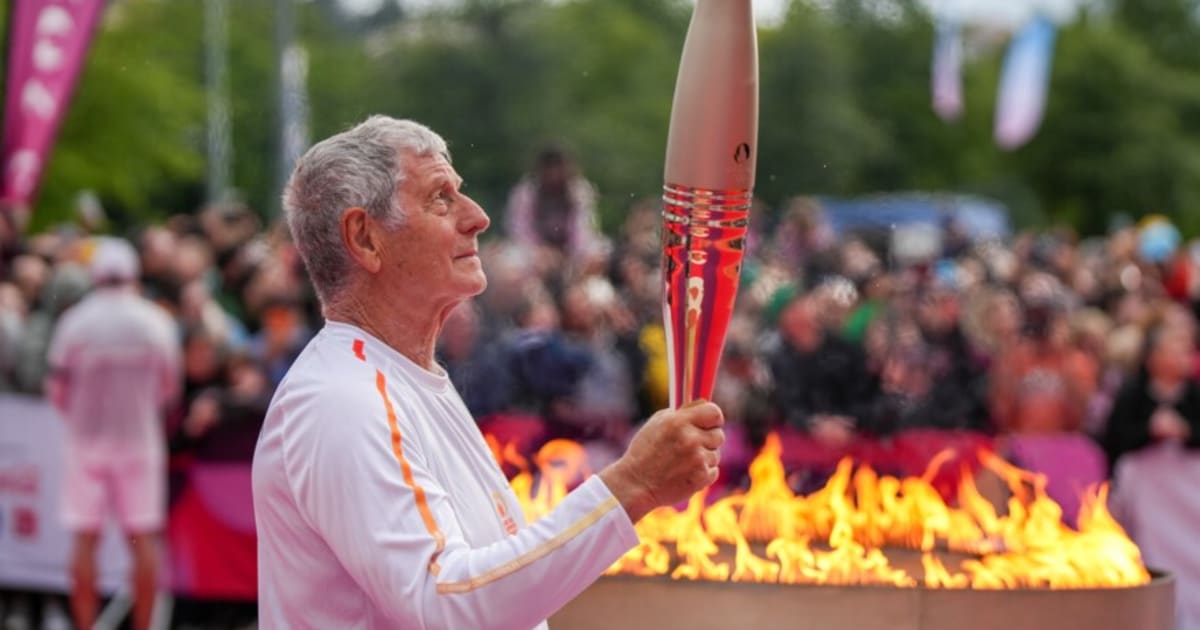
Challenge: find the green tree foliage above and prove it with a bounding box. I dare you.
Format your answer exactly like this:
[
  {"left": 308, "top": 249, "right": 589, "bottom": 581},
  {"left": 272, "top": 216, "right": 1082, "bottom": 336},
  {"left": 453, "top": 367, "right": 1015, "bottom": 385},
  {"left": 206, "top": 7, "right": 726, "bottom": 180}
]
[
  {"left": 1015, "top": 17, "right": 1200, "bottom": 235},
  {"left": 756, "top": 2, "right": 884, "bottom": 203},
  {"left": 360, "top": 0, "right": 689, "bottom": 231},
  {"left": 523, "top": 0, "right": 689, "bottom": 232},
  {"left": 1114, "top": 0, "right": 1200, "bottom": 69},
  {"left": 8, "top": 0, "right": 1200, "bottom": 236}
]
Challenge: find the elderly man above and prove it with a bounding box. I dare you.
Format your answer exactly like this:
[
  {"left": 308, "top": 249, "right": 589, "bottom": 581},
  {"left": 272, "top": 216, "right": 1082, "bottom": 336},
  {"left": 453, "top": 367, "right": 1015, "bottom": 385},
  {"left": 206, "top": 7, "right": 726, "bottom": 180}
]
[
  {"left": 252, "top": 115, "right": 724, "bottom": 629},
  {"left": 46, "top": 237, "right": 181, "bottom": 630}
]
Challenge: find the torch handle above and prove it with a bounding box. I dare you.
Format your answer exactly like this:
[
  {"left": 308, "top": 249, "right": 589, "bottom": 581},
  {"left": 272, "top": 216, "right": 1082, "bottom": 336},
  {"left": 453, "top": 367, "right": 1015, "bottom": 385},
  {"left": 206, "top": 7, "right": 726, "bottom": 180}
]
[{"left": 661, "top": 183, "right": 751, "bottom": 409}]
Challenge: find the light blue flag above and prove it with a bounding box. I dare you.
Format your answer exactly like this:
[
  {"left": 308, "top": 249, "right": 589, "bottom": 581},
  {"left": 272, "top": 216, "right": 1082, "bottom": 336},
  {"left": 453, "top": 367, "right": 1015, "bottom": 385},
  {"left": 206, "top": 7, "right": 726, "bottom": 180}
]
[{"left": 994, "top": 14, "right": 1058, "bottom": 149}]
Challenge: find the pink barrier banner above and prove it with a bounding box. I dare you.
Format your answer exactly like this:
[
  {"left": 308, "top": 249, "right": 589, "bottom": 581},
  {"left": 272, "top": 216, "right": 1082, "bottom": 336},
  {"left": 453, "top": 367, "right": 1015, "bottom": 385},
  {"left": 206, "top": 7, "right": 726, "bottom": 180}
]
[
  {"left": 0, "top": 395, "right": 259, "bottom": 599},
  {"left": 0, "top": 395, "right": 129, "bottom": 592},
  {"left": 2, "top": 0, "right": 106, "bottom": 208},
  {"left": 168, "top": 463, "right": 258, "bottom": 600}
]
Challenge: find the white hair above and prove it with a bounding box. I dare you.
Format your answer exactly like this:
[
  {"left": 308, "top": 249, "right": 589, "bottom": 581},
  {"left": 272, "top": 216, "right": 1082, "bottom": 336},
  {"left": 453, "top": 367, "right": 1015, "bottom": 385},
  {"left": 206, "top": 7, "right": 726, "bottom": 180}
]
[{"left": 282, "top": 115, "right": 450, "bottom": 305}]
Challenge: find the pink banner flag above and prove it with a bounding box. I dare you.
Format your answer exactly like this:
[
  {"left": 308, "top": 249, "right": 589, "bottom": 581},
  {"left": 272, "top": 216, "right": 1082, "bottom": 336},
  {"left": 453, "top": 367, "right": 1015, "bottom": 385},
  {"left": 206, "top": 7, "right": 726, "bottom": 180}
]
[
  {"left": 2, "top": 0, "right": 107, "bottom": 209},
  {"left": 931, "top": 20, "right": 963, "bottom": 122}
]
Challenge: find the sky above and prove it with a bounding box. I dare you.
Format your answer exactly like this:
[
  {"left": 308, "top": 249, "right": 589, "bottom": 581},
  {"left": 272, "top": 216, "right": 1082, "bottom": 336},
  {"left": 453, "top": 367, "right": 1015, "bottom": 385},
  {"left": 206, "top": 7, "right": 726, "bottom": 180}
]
[{"left": 337, "top": 0, "right": 1090, "bottom": 30}]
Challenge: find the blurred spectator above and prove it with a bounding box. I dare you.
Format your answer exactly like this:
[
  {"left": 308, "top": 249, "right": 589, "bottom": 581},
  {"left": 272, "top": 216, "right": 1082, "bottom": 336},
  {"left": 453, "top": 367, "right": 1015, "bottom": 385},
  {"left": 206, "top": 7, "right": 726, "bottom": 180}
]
[
  {"left": 768, "top": 295, "right": 872, "bottom": 447},
  {"left": 178, "top": 352, "right": 271, "bottom": 462},
  {"left": 961, "top": 287, "right": 1022, "bottom": 369},
  {"left": 842, "top": 247, "right": 887, "bottom": 345},
  {"left": 770, "top": 196, "right": 835, "bottom": 277},
  {"left": 1071, "top": 308, "right": 1119, "bottom": 435},
  {"left": 476, "top": 240, "right": 539, "bottom": 337},
  {"left": 503, "top": 290, "right": 591, "bottom": 422},
  {"left": 136, "top": 225, "right": 179, "bottom": 305},
  {"left": 13, "top": 262, "right": 91, "bottom": 394},
  {"left": 915, "top": 285, "right": 988, "bottom": 423},
  {"left": 0, "top": 282, "right": 26, "bottom": 391},
  {"left": 990, "top": 279, "right": 1098, "bottom": 434},
  {"left": 173, "top": 235, "right": 216, "bottom": 287},
  {"left": 810, "top": 275, "right": 858, "bottom": 333},
  {"left": 505, "top": 144, "right": 601, "bottom": 265},
  {"left": 198, "top": 202, "right": 261, "bottom": 260},
  {"left": 614, "top": 197, "right": 660, "bottom": 264},
  {"left": 438, "top": 299, "right": 513, "bottom": 418},
  {"left": 0, "top": 203, "right": 25, "bottom": 275},
  {"left": 11, "top": 253, "right": 48, "bottom": 308},
  {"left": 247, "top": 297, "right": 311, "bottom": 386},
  {"left": 179, "top": 279, "right": 248, "bottom": 351},
  {"left": 214, "top": 235, "right": 270, "bottom": 323},
  {"left": 182, "top": 327, "right": 229, "bottom": 411},
  {"left": 1103, "top": 324, "right": 1200, "bottom": 471},
  {"left": 43, "top": 237, "right": 181, "bottom": 630},
  {"left": 550, "top": 282, "right": 640, "bottom": 465},
  {"left": 611, "top": 198, "right": 665, "bottom": 326},
  {"left": 636, "top": 320, "right": 671, "bottom": 416},
  {"left": 864, "top": 311, "right": 989, "bottom": 435},
  {"left": 712, "top": 315, "right": 773, "bottom": 450}
]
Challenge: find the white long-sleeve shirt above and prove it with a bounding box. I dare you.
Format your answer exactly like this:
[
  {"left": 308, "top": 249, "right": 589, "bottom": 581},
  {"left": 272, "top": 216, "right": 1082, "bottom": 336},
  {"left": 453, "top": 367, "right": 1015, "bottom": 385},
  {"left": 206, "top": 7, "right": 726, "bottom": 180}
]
[
  {"left": 253, "top": 321, "right": 638, "bottom": 630},
  {"left": 46, "top": 287, "right": 181, "bottom": 461}
]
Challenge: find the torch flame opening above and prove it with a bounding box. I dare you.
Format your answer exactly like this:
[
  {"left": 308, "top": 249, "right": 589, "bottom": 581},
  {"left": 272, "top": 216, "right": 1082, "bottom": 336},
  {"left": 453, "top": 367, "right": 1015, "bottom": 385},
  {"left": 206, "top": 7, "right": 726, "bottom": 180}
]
[{"left": 494, "top": 432, "right": 1150, "bottom": 589}]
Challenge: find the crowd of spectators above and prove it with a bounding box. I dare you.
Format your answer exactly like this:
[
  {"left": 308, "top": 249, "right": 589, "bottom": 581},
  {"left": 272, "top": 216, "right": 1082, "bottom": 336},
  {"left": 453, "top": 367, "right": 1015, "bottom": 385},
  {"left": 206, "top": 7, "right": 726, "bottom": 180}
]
[
  {"left": 3, "top": 155, "right": 1200, "bottom": 487},
  {"left": 2, "top": 156, "right": 1199, "bottom": 486},
  {"left": 2, "top": 147, "right": 1200, "bottom": 625},
  {"left": 2, "top": 202, "right": 308, "bottom": 471}
]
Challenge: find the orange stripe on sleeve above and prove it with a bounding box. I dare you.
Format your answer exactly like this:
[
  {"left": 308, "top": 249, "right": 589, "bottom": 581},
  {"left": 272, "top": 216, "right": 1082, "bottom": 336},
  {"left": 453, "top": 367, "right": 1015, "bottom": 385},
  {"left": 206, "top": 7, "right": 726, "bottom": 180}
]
[{"left": 374, "top": 370, "right": 446, "bottom": 563}]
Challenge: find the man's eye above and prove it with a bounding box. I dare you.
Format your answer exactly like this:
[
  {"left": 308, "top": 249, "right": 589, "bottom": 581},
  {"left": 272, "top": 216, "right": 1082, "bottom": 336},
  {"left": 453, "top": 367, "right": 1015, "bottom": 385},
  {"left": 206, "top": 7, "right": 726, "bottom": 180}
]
[{"left": 428, "top": 192, "right": 451, "bottom": 212}]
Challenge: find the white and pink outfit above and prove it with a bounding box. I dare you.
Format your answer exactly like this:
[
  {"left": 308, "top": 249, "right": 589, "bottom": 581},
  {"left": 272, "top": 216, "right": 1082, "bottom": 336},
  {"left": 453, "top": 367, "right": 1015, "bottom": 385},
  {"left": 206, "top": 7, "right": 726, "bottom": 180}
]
[{"left": 253, "top": 321, "right": 638, "bottom": 629}]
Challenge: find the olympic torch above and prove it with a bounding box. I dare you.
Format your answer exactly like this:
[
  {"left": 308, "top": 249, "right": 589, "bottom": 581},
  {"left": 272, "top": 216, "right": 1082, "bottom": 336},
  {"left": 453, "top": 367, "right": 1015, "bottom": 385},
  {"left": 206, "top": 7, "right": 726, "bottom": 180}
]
[{"left": 662, "top": 0, "right": 758, "bottom": 409}]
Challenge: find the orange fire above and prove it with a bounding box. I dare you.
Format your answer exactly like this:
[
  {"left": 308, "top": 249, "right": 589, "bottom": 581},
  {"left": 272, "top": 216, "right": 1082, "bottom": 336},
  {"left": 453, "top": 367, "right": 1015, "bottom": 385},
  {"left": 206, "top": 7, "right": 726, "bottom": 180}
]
[{"left": 487, "top": 433, "right": 1151, "bottom": 589}]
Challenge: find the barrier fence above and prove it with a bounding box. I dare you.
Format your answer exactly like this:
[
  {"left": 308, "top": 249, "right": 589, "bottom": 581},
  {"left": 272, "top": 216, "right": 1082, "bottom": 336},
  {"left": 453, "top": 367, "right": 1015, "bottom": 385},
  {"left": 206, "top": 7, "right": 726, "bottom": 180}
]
[{"left": 0, "top": 395, "right": 256, "bottom": 600}]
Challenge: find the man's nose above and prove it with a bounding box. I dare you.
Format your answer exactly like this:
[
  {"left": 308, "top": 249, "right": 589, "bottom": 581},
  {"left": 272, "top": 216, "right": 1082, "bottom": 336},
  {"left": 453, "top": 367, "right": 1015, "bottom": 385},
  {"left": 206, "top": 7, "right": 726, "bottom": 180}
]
[{"left": 459, "top": 195, "right": 490, "bottom": 235}]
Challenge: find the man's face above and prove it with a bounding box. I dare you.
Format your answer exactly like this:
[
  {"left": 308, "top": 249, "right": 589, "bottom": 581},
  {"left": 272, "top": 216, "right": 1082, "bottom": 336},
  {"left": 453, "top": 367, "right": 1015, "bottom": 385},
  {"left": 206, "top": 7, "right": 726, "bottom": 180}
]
[{"left": 381, "top": 152, "right": 490, "bottom": 309}]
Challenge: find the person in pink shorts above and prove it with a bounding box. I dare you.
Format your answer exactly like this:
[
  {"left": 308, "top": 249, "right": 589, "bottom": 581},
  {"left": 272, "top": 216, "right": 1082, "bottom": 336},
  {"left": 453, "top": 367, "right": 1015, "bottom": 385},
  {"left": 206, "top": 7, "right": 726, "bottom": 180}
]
[{"left": 46, "top": 237, "right": 181, "bottom": 630}]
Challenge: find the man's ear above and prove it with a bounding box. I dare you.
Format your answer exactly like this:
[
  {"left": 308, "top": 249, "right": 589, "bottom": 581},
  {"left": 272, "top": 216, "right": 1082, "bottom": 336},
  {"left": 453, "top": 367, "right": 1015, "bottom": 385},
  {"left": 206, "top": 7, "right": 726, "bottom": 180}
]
[{"left": 341, "top": 207, "right": 383, "bottom": 274}]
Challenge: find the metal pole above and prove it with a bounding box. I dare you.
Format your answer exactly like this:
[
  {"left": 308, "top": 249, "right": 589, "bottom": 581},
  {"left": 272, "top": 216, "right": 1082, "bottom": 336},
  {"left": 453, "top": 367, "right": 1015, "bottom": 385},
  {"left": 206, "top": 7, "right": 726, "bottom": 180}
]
[
  {"left": 275, "top": 0, "right": 308, "bottom": 218},
  {"left": 204, "top": 0, "right": 232, "bottom": 203}
]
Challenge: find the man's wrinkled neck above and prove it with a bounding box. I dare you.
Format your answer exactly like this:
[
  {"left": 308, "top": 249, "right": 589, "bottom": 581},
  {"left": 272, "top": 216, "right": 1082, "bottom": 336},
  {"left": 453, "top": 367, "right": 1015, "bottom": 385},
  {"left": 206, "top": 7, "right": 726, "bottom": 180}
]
[{"left": 324, "top": 289, "right": 446, "bottom": 373}]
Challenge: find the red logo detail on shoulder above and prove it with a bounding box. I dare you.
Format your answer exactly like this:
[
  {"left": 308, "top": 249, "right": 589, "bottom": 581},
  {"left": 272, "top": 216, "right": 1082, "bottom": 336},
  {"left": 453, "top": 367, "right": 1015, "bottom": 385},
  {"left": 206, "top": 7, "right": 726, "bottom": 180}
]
[
  {"left": 352, "top": 339, "right": 366, "bottom": 361},
  {"left": 493, "top": 491, "right": 519, "bottom": 536}
]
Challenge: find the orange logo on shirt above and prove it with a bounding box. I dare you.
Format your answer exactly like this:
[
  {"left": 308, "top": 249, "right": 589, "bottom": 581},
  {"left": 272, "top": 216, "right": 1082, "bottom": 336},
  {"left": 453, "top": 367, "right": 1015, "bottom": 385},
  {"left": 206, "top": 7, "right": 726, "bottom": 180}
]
[{"left": 492, "top": 491, "right": 518, "bottom": 536}]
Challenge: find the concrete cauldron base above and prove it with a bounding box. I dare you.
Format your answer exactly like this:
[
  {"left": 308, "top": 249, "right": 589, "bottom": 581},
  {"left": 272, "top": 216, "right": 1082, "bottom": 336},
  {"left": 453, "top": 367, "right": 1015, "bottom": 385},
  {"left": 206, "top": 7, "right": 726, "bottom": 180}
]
[{"left": 550, "top": 572, "right": 1175, "bottom": 630}]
